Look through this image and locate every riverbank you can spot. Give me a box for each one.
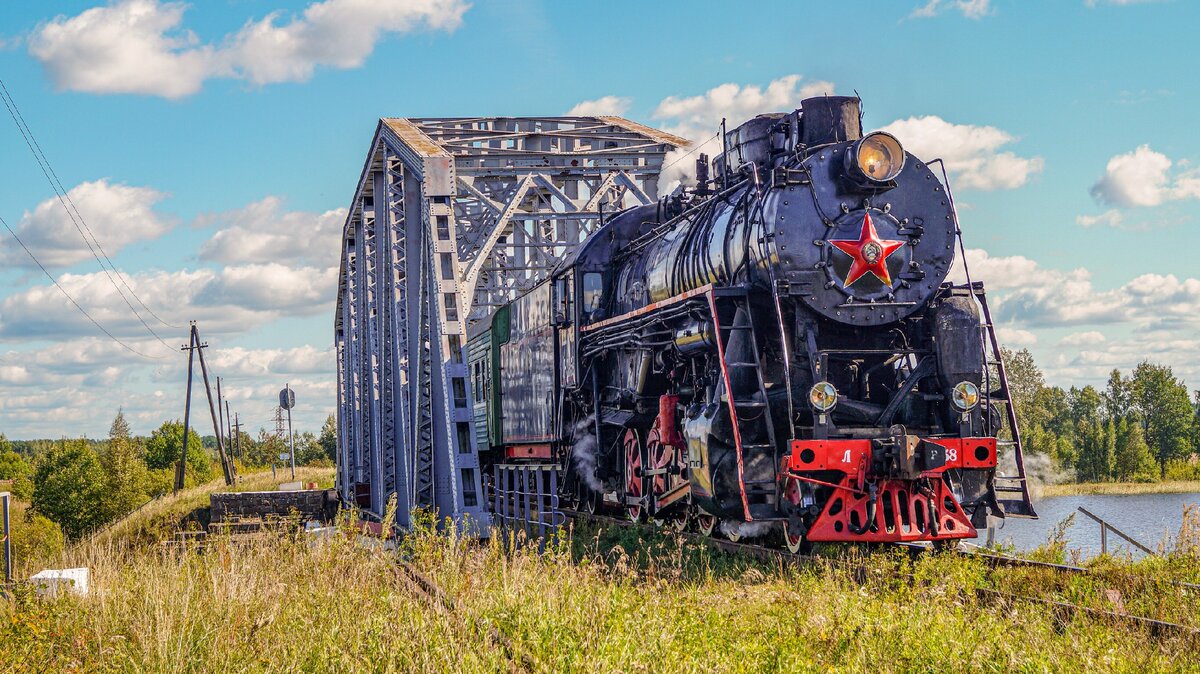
[1040,480,1200,497]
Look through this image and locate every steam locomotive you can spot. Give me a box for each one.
[467,96,1036,550]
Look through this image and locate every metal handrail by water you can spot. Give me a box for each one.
[1077,506,1156,556]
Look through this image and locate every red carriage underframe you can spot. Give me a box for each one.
[783,437,998,542]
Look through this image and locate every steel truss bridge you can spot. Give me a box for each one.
[335,116,687,529]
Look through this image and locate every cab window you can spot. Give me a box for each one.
[582,272,604,315]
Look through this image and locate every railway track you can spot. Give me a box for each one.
[393,559,544,673]
[562,508,1200,639]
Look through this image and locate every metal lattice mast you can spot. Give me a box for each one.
[334,116,686,531]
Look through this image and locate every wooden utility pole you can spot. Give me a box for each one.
[231,413,243,464]
[194,333,234,486]
[225,398,237,481]
[175,324,199,493]
[216,376,225,454]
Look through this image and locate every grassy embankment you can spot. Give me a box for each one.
[1041,480,1200,497]
[4,467,335,576]
[2,475,1199,672]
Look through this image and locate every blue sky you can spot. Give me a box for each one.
[1,0,1198,438]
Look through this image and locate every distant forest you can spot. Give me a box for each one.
[1004,348,1200,484]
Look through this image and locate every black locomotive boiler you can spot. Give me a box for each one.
[468,96,1036,550]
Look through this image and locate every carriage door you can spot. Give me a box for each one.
[554,273,577,390]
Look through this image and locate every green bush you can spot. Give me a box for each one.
[144,420,213,482]
[8,501,65,574]
[1164,456,1200,481]
[30,440,109,540]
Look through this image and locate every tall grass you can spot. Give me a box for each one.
[2,485,1198,672]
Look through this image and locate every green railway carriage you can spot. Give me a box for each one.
[467,305,509,453]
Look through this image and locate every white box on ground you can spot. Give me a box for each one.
[278,481,303,491]
[31,567,89,597]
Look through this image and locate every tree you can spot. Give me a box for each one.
[293,431,330,467]
[319,414,337,464]
[1104,369,1135,421]
[100,410,151,520]
[1003,347,1046,435]
[248,429,286,468]
[0,448,28,481]
[145,420,212,482]
[1113,417,1157,481]
[1069,386,1111,482]
[0,447,33,500]
[1192,390,1200,455]
[1131,362,1194,478]
[31,440,110,539]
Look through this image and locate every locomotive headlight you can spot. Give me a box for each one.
[808,382,838,413]
[951,381,980,412]
[851,132,905,183]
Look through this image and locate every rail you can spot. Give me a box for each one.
[562,509,1200,638]
[1077,506,1156,556]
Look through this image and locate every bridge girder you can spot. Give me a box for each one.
[334,116,687,529]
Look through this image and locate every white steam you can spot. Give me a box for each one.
[656,136,723,196]
[572,415,602,492]
[998,447,1066,501]
[719,519,777,539]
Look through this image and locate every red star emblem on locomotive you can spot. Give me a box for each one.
[829,212,905,287]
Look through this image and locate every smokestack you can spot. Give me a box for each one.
[800,96,862,147]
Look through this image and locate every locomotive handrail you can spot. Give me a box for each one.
[580,284,713,333]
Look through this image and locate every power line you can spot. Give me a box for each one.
[0,77,180,332]
[658,131,721,174]
[0,78,181,354]
[0,213,165,360]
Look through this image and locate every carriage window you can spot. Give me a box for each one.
[582,272,604,314]
[554,278,571,324]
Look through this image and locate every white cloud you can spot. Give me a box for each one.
[606,77,1037,194]
[0,335,338,438]
[198,197,345,268]
[0,264,336,342]
[996,326,1037,347]
[207,345,333,378]
[1075,209,1124,228]
[1060,331,1106,346]
[910,0,993,19]
[879,116,1044,191]
[1086,0,1158,7]
[645,74,835,192]
[573,80,1040,194]
[566,96,632,117]
[1089,144,1200,208]
[29,0,469,98]
[29,0,220,99]
[0,364,33,385]
[652,74,835,142]
[950,248,1044,290]
[0,179,173,267]
[945,246,1200,388]
[954,246,1200,331]
[223,0,468,86]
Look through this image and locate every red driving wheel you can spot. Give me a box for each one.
[623,428,645,522]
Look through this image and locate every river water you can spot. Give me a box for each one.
[986,491,1200,559]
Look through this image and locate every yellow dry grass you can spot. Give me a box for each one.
[1041,480,1200,497]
